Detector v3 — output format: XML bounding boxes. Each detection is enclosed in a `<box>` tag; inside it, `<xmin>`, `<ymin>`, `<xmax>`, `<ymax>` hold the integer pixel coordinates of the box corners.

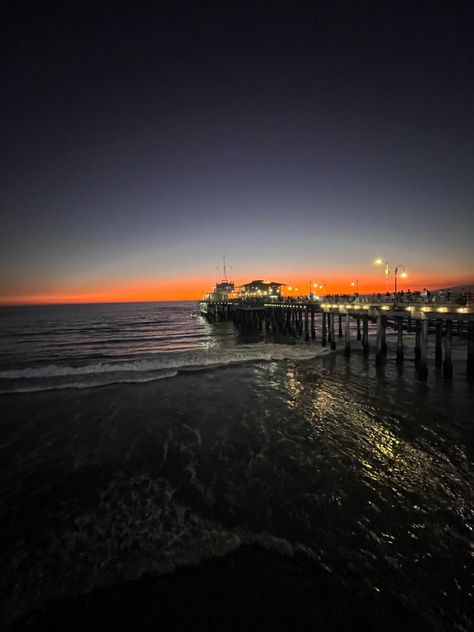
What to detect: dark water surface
<box><xmin>0</xmin><ymin>303</ymin><xmax>472</xmax><ymax>631</ymax></box>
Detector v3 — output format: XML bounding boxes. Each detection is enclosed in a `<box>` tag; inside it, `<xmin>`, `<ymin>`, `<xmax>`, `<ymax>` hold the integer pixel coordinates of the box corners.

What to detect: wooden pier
<box><xmin>201</xmin><ymin>299</ymin><xmax>474</xmax><ymax>382</ymax></box>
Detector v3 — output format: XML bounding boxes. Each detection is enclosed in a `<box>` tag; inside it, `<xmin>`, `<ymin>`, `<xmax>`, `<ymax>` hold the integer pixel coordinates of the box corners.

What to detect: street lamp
<box><xmin>350</xmin><ymin>278</ymin><xmax>359</xmax><ymax>294</ymax></box>
<box><xmin>394</xmin><ymin>265</ymin><xmax>407</xmax><ymax>297</ymax></box>
<box><xmin>374</xmin><ymin>258</ymin><xmax>390</xmax><ymax>294</ymax></box>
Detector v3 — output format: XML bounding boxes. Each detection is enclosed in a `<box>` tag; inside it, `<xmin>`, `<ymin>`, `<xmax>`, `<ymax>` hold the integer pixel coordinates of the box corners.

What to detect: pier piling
<box><xmin>467</xmin><ymin>322</ymin><xmax>474</xmax><ymax>381</ymax></box>
<box><xmin>396</xmin><ymin>316</ymin><xmax>404</xmax><ymax>368</ymax></box>
<box><xmin>415</xmin><ymin>321</ymin><xmax>421</xmax><ymax>367</ymax></box>
<box><xmin>382</xmin><ymin>316</ymin><xmax>387</xmax><ymax>358</ymax></box>
<box><xmin>375</xmin><ymin>316</ymin><xmax>385</xmax><ymax>366</ymax></box>
<box><xmin>435</xmin><ymin>320</ymin><xmax>443</xmax><ymax>371</ymax></box>
<box><xmin>362</xmin><ymin>315</ymin><xmax>369</xmax><ymax>356</ymax></box>
<box><xmin>418</xmin><ymin>319</ymin><xmax>429</xmax><ymax>381</ymax></box>
<box><xmin>443</xmin><ymin>320</ymin><xmax>453</xmax><ymax>380</ymax></box>
<box><xmin>344</xmin><ymin>313</ymin><xmax>351</xmax><ymax>357</ymax></box>
<box><xmin>330</xmin><ymin>313</ymin><xmax>336</xmax><ymax>350</ymax></box>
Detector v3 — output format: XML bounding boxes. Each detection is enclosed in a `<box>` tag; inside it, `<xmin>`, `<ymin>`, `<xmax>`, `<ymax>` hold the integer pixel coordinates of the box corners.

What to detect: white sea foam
<box><xmin>1</xmin><ymin>473</ymin><xmax>317</xmax><ymax>626</ymax></box>
<box><xmin>0</xmin><ymin>344</ymin><xmax>331</xmax><ymax>383</ymax></box>
<box><xmin>0</xmin><ymin>372</ymin><xmax>179</xmax><ymax>393</ymax></box>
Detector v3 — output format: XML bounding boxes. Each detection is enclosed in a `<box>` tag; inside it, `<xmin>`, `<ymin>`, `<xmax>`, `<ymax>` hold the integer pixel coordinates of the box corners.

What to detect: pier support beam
<box><xmin>304</xmin><ymin>309</ymin><xmax>309</xmax><ymax>341</ymax></box>
<box><xmin>396</xmin><ymin>317</ymin><xmax>404</xmax><ymax>369</ymax></box>
<box><xmin>338</xmin><ymin>314</ymin><xmax>343</xmax><ymax>338</ymax></box>
<box><xmin>321</xmin><ymin>312</ymin><xmax>327</xmax><ymax>347</ymax></box>
<box><xmin>344</xmin><ymin>313</ymin><xmax>351</xmax><ymax>357</ymax></box>
<box><xmin>375</xmin><ymin>315</ymin><xmax>386</xmax><ymax>366</ymax></box>
<box><xmin>415</xmin><ymin>321</ymin><xmax>421</xmax><ymax>367</ymax></box>
<box><xmin>330</xmin><ymin>313</ymin><xmax>336</xmax><ymax>350</ymax></box>
<box><xmin>443</xmin><ymin>320</ymin><xmax>453</xmax><ymax>380</ymax></box>
<box><xmin>311</xmin><ymin>310</ymin><xmax>316</xmax><ymax>339</ymax></box>
<box><xmin>467</xmin><ymin>321</ymin><xmax>474</xmax><ymax>381</ymax></box>
<box><xmin>356</xmin><ymin>316</ymin><xmax>361</xmax><ymax>341</ymax></box>
<box><xmin>417</xmin><ymin>319</ymin><xmax>429</xmax><ymax>381</ymax></box>
<box><xmin>382</xmin><ymin>316</ymin><xmax>387</xmax><ymax>358</ymax></box>
<box><xmin>362</xmin><ymin>315</ymin><xmax>369</xmax><ymax>356</ymax></box>
<box><xmin>435</xmin><ymin>320</ymin><xmax>443</xmax><ymax>371</ymax></box>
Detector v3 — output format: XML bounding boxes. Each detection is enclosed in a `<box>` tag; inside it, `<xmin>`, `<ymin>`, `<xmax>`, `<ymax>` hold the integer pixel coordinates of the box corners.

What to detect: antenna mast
<box><xmin>216</xmin><ymin>254</ymin><xmax>232</xmax><ymax>283</ymax></box>
<box><xmin>222</xmin><ymin>254</ymin><xmax>228</xmax><ymax>282</ymax></box>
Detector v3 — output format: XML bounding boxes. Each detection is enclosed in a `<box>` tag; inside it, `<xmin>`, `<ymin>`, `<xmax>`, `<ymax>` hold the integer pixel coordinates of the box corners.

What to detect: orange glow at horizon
<box><xmin>1</xmin><ymin>270</ymin><xmax>472</xmax><ymax>305</ymax></box>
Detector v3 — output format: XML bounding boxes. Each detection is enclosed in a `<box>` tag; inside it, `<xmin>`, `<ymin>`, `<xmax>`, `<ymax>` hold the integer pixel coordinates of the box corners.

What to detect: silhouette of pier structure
<box><xmin>201</xmin><ymin>298</ymin><xmax>474</xmax><ymax>382</ymax></box>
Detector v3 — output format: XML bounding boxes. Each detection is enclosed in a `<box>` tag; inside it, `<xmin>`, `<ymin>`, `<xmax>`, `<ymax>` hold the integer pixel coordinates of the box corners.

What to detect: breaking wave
<box><xmin>0</xmin><ymin>345</ymin><xmax>331</xmax><ymax>393</ymax></box>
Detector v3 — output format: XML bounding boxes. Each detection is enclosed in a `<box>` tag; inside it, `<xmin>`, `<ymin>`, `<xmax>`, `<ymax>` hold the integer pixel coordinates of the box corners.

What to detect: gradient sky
<box><xmin>1</xmin><ymin>1</ymin><xmax>473</xmax><ymax>304</ymax></box>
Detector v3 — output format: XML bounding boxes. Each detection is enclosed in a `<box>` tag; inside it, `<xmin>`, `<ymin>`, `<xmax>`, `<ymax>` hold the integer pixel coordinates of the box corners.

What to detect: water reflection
<box><xmin>279</xmin><ymin>360</ymin><xmax>469</xmax><ymax>506</ymax></box>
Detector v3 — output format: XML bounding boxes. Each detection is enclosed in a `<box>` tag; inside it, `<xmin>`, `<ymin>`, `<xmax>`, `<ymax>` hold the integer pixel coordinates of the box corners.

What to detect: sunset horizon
<box><xmin>2</xmin><ymin>270</ymin><xmax>473</xmax><ymax>306</ymax></box>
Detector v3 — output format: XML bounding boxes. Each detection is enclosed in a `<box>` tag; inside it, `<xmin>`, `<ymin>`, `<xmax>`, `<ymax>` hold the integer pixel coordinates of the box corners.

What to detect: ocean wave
<box><xmin>0</xmin><ymin>371</ymin><xmax>179</xmax><ymax>393</ymax></box>
<box><xmin>0</xmin><ymin>344</ymin><xmax>329</xmax><ymax>380</ymax></box>
<box><xmin>0</xmin><ymin>473</ymin><xmax>317</xmax><ymax>627</ymax></box>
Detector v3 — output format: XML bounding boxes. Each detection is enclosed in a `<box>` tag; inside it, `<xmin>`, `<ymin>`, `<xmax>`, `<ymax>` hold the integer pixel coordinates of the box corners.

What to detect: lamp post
<box><xmin>374</xmin><ymin>258</ymin><xmax>390</xmax><ymax>294</ymax></box>
<box><xmin>394</xmin><ymin>265</ymin><xmax>407</xmax><ymax>297</ymax></box>
<box><xmin>350</xmin><ymin>278</ymin><xmax>359</xmax><ymax>294</ymax></box>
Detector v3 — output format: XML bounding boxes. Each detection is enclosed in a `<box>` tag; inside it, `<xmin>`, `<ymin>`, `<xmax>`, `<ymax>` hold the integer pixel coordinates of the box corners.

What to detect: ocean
<box><xmin>0</xmin><ymin>301</ymin><xmax>472</xmax><ymax>631</ymax></box>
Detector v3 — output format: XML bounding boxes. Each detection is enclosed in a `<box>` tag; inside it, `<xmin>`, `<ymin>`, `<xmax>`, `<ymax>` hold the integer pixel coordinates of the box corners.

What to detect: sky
<box><xmin>1</xmin><ymin>1</ymin><xmax>473</xmax><ymax>304</ymax></box>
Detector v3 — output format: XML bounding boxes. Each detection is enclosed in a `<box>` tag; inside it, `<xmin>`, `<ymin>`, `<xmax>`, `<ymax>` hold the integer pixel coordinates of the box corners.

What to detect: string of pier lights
<box><xmin>374</xmin><ymin>258</ymin><xmax>408</xmax><ymax>295</ymax></box>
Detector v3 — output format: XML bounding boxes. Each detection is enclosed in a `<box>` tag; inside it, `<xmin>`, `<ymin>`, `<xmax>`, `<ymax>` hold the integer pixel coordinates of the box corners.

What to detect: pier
<box><xmin>201</xmin><ymin>298</ymin><xmax>474</xmax><ymax>382</ymax></box>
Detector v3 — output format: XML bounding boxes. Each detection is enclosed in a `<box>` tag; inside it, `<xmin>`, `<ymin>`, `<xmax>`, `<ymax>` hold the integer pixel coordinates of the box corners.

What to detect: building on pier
<box><xmin>205</xmin><ymin>280</ymin><xmax>235</xmax><ymax>302</ymax></box>
<box><xmin>239</xmin><ymin>280</ymin><xmax>285</xmax><ymax>299</ymax></box>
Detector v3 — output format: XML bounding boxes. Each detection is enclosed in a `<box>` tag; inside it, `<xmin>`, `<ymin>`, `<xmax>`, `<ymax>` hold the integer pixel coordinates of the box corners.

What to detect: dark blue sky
<box><xmin>1</xmin><ymin>1</ymin><xmax>473</xmax><ymax>301</ymax></box>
